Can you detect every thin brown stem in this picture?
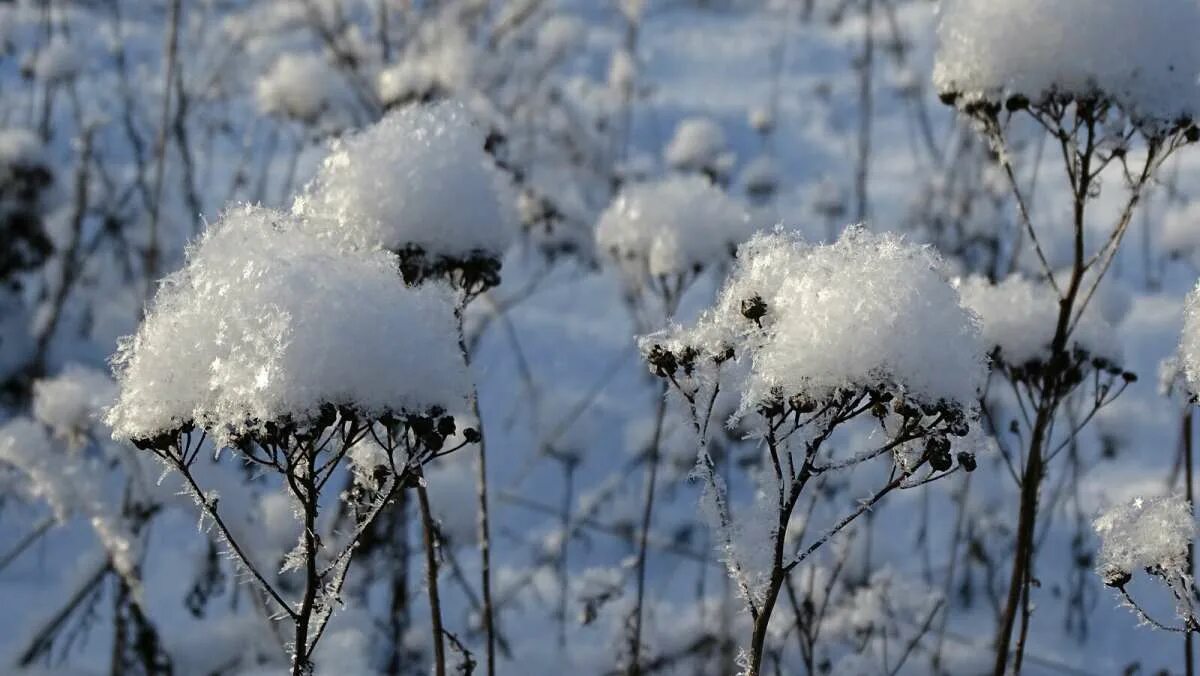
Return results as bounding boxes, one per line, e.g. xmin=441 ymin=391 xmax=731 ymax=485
xmin=418 ymin=480 xmax=447 ymax=676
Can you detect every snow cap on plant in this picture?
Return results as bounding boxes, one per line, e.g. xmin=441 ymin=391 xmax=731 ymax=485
xmin=596 ymin=175 xmax=750 ymax=283
xmin=957 ymin=274 xmax=1122 ymax=370
xmin=255 ymin=53 xmax=354 ymax=127
xmin=1094 ymin=495 xmax=1195 ymax=586
xmin=642 ymin=226 xmax=987 ymax=419
xmin=293 ymin=100 xmax=519 ymax=290
xmin=664 ymin=117 xmax=734 ymax=180
xmin=106 ymin=204 xmax=470 ymax=446
xmin=933 ymin=0 xmax=1200 ymax=131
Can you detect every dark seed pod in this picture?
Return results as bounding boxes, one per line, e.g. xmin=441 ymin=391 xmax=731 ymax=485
xmin=740 ymin=295 xmax=768 ymax=323
xmin=1102 ymin=567 xmax=1132 ymax=588
xmin=410 ymin=416 xmax=434 ymax=437
xmin=929 ymin=449 xmax=953 ymax=472
xmin=1005 ymin=93 xmax=1029 ymax=111
xmin=957 ymin=452 xmax=977 ymax=472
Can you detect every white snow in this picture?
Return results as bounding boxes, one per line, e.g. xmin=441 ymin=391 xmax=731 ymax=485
xmin=255 ymin=53 xmax=350 ymax=124
xmin=934 ymin=0 xmax=1200 ymax=128
xmin=375 ymin=33 xmax=475 ymax=106
xmin=648 ymin=227 xmax=987 ymax=415
xmin=1162 ymin=201 xmax=1200 ymax=260
xmin=663 ymin=117 xmax=734 ymax=176
xmin=958 ymin=274 xmax=1121 ymax=366
xmin=106 ymin=204 xmax=470 ymax=445
xmin=293 ymin=101 xmax=518 ymax=260
xmin=0 ymin=127 xmax=43 ymax=172
xmin=33 ymin=38 xmax=79 ymax=82
xmin=595 ymin=175 xmax=750 ymax=281
xmin=32 ymin=366 xmax=116 ymax=440
xmin=1094 ymin=495 xmax=1194 ymax=582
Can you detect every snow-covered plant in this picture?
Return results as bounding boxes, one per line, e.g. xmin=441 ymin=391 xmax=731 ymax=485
xmin=594 ymin=174 xmax=750 ymax=669
xmin=1 ymin=366 xmax=173 ymax=673
xmin=107 ymin=204 xmax=474 ymax=675
xmin=640 ymin=227 xmax=987 ymax=675
xmin=295 ymin=99 xmax=523 ymax=674
xmin=664 ymin=117 xmax=735 ymax=184
xmin=256 ymin=53 xmax=358 ymax=132
xmin=596 ymin=175 xmax=750 ymax=314
xmin=934 ymin=0 xmax=1200 ymax=135
xmin=958 ymin=274 xmax=1130 ymax=391
xmin=936 ymin=2 xmax=1200 ymax=669
xmin=1094 ymin=496 xmax=1198 ymax=632
xmin=294 ymin=101 xmax=518 ymax=300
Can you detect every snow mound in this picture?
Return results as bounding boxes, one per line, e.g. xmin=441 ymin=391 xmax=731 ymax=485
xmin=664 ymin=117 xmax=733 ymax=176
xmin=255 ymin=53 xmax=352 ymax=124
xmin=933 ymin=0 xmax=1200 ymax=128
xmin=294 ymin=101 xmax=517 ymax=260
xmin=958 ymin=275 xmax=1121 ymax=367
xmin=645 ymin=227 xmax=987 ymax=415
xmin=106 ymin=205 xmax=469 ymax=445
xmin=1094 ymin=495 xmax=1194 ymax=583
xmin=596 ymin=175 xmax=750 ymax=280
xmin=33 ymin=365 xmax=117 ymax=439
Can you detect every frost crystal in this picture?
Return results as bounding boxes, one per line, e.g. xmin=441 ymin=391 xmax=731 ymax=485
xmin=595 ymin=175 xmax=750 ymax=281
xmin=106 ymin=205 xmax=469 ymax=445
xmin=934 ymin=0 xmax=1200 ymax=129
xmin=1094 ymin=495 xmax=1194 ymax=584
xmin=293 ymin=101 xmax=518 ymax=260
xmin=646 ymin=227 xmax=987 ymax=416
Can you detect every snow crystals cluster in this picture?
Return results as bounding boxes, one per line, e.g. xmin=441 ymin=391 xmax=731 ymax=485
xmin=933 ymin=0 xmax=1200 ymax=128
xmin=106 ymin=204 xmax=469 ymax=446
xmin=1093 ymin=495 xmax=1194 ymax=585
xmin=957 ymin=274 xmax=1121 ymax=367
xmin=293 ymin=101 xmax=518 ymax=261
xmin=645 ymin=227 xmax=987 ymax=416
xmin=596 ymin=175 xmax=750 ymax=282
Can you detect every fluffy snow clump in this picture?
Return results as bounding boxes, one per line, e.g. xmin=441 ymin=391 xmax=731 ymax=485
xmin=957 ymin=274 xmax=1121 ymax=367
xmin=933 ymin=0 xmax=1200 ymax=127
xmin=645 ymin=227 xmax=987 ymax=416
xmin=106 ymin=205 xmax=469 ymax=445
xmin=293 ymin=100 xmax=518 ymax=260
xmin=1094 ymin=495 xmax=1194 ymax=584
xmin=596 ymin=175 xmax=750 ymax=281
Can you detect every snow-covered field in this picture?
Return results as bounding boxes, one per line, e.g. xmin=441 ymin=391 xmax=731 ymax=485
xmin=3 ymin=1 xmax=1200 ymax=674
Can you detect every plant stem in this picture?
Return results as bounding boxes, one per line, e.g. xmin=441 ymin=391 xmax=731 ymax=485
xmin=628 ymin=383 xmax=669 ymax=674
xmin=1185 ymin=409 xmax=1195 ymax=676
xmin=418 ymin=480 xmax=447 ymax=676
